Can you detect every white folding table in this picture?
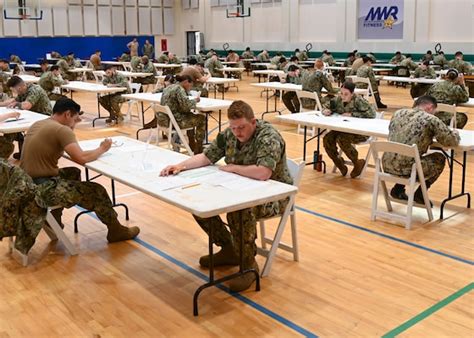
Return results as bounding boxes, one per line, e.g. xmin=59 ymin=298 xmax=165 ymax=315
xmin=73 ymin=136 xmax=297 ymax=315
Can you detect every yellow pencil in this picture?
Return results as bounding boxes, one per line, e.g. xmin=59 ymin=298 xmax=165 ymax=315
xmin=181 ymin=183 xmax=201 ymax=190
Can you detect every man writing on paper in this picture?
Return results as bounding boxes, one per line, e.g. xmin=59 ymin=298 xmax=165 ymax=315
xmin=160 ymin=100 xmax=293 ymax=292
xmin=20 ymin=98 xmax=140 ymax=242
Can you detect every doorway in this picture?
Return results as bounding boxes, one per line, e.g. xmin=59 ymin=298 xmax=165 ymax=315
xmin=186 ymin=31 xmax=202 ymax=56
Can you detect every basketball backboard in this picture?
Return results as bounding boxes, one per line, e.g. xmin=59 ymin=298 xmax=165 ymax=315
xmin=3 ymin=0 xmax=43 ymax=20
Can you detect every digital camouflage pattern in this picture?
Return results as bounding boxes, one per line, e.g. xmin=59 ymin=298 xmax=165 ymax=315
xmin=205 ymin=58 xmax=224 ymax=77
xmin=301 ymin=70 xmax=336 ymax=109
xmin=323 ymin=95 xmax=376 ymax=165
xmin=241 ymin=51 xmax=254 ymax=59
xmin=257 ymin=52 xmax=270 ymax=62
xmin=119 ymin=53 xmax=131 ymax=62
xmin=448 ymin=59 xmax=472 ymax=75
xmin=0 ymin=71 xmax=11 ymax=98
xmin=413 ymin=66 xmax=436 ymax=79
xmin=0 ymin=159 xmax=47 ymax=254
xmin=142 ymin=43 xmax=154 ymax=59
xmin=382 ymin=107 xmax=460 ymax=184
xmin=16 ymin=84 xmax=52 ymax=115
xmin=399 ymin=58 xmax=418 ymax=71
xmin=39 ymin=71 xmax=67 ymax=100
xmin=321 ymin=54 xmax=335 ymax=66
xmin=132 ymin=59 xmax=157 ymax=85
xmin=56 ymin=59 xmax=76 ymax=81
xmin=100 ymin=72 xmax=130 ymax=120
xmin=390 ymin=54 xmax=406 ymax=64
xmin=433 ymin=54 xmax=448 ymax=68
xmin=296 ymin=51 xmax=308 ymax=61
xmin=426 ymin=80 xmax=469 ymax=128
xmin=356 ymin=65 xmax=379 ymax=93
xmin=0 ymin=134 xmax=15 ymax=159
xmin=410 ymin=66 xmax=436 ymax=98
xmin=196 ymin=120 xmax=292 ymax=266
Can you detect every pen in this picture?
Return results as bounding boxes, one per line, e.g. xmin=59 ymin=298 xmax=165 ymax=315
xmin=181 ymin=183 xmax=200 ymax=190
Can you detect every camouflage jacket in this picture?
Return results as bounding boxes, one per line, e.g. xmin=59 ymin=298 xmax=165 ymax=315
xmin=389 ymin=55 xmax=405 ymax=64
xmin=382 ymin=108 xmax=460 ymax=176
xmin=10 ymin=55 xmax=22 ymax=64
xmin=119 ymin=53 xmax=131 ymax=62
xmin=159 ymin=84 xmax=196 ymax=121
xmin=142 ymin=44 xmax=154 ymax=57
xmin=399 ymin=58 xmax=418 ymax=71
xmin=130 ymin=56 xmax=142 ymax=70
xmin=39 ymin=71 xmax=66 ymax=94
xmin=323 ymin=94 xmax=376 ymax=118
xmin=56 ymin=59 xmax=71 ymax=76
xmin=321 ymin=55 xmax=335 ymax=66
xmin=413 ymin=67 xmax=436 ymax=79
xmin=157 ymin=54 xmax=169 ymax=63
xmin=102 ymin=73 xmax=131 ymax=94
xmin=366 ymin=54 xmax=377 ymax=63
xmin=271 ymin=56 xmax=282 ymax=66
xmin=241 ymin=51 xmax=254 ymax=59
xmin=257 ymin=52 xmax=270 ymax=62
xmin=433 ymin=54 xmax=447 ymax=67
xmin=16 ymin=84 xmax=52 ymax=115
xmin=426 ymin=80 xmax=469 ymax=105
xmin=168 ymin=56 xmax=181 ymax=65
xmin=0 ymin=70 xmax=11 ymax=97
xmin=205 ymin=58 xmax=223 ymax=77
xmin=286 ymin=72 xmax=304 ymax=85
xmin=296 ymin=51 xmax=308 ymax=61
xmin=204 ymin=120 xmax=293 ymax=185
xmin=356 ymin=65 xmax=379 ymax=92
xmin=0 ymin=159 xmax=48 ymax=254
xmin=301 ymin=69 xmax=336 ymax=101
xmin=448 ymin=59 xmax=472 ymax=75
xmin=421 ymin=53 xmax=433 ymax=62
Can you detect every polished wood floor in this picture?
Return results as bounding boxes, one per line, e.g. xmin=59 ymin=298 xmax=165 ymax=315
xmin=1 ymin=73 xmax=473 ymax=337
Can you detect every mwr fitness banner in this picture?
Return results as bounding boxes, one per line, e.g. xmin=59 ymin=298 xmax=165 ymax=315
xmin=358 ymin=0 xmax=404 ymax=39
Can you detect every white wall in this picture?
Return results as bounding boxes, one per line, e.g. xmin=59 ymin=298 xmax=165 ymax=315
xmin=174 ymin=0 xmax=474 ymax=56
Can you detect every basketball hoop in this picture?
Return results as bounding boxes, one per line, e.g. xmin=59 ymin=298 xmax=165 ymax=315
xmin=3 ymin=0 xmax=43 ymax=20
xmin=226 ymin=0 xmax=250 ymax=18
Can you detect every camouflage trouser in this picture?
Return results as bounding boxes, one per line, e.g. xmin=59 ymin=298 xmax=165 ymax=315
xmin=385 ymin=152 xmax=446 ymax=186
xmin=157 ymin=113 xmax=206 ymax=154
xmin=435 ymin=111 xmax=468 ymax=129
xmin=35 ymin=167 xmax=122 ymax=229
xmin=0 ymin=134 xmax=15 ymax=159
xmin=99 ymin=94 xmax=126 ymax=120
xmin=48 ymin=93 xmax=68 ymax=102
xmin=282 ymin=91 xmax=300 ymax=114
xmin=323 ymin=131 xmax=369 ymax=164
xmin=193 ymin=199 xmax=289 ymax=267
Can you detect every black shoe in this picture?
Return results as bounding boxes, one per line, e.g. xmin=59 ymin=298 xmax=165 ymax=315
xmin=12 ymin=152 xmax=21 ymax=160
xmin=377 ymin=102 xmax=387 ymax=109
xmin=390 ymin=185 xmax=408 ymax=201
xmin=414 ymin=189 xmax=433 ymax=207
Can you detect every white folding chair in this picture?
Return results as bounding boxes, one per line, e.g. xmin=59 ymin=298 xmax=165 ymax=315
xmin=370 ymin=141 xmax=433 ymax=230
xmin=92 ymin=70 xmax=105 ymax=83
xmin=331 ymin=111 xmax=385 ymax=176
xmin=257 ymin=159 xmax=304 ymax=277
xmin=296 ymin=90 xmax=322 ymax=137
xmin=349 ymin=76 xmax=375 ymax=104
xmin=125 ymin=83 xmax=142 ymax=123
xmin=8 ymin=206 xmax=78 ymax=266
xmin=437 ymin=103 xmax=457 ymax=129
xmin=153 ymin=103 xmax=194 ymax=155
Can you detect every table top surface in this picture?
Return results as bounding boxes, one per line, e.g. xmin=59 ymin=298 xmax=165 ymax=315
xmin=153 ymin=63 xmax=182 ymax=68
xmin=0 ymin=108 xmax=48 ymax=134
xmin=206 ymin=77 xmax=240 ymax=84
xmin=68 ymin=68 xmax=93 ymax=73
xmin=251 ymin=81 xmax=366 ymax=95
xmin=253 ymin=69 xmax=285 ymax=75
xmin=61 ymin=81 xmax=127 ymax=93
xmin=277 ymin=111 xmax=474 ymax=151
xmin=122 ymin=92 xmax=233 ymax=111
xmin=76 ymin=136 xmax=297 ymax=218
xmin=19 ymin=74 xmax=40 ymax=83
xmin=382 ymin=76 xmax=443 ymax=84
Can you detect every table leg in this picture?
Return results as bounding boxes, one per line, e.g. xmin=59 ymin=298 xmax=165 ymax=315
xmin=92 ymin=93 xmax=109 ymax=127
xmin=440 ymin=150 xmax=471 ymax=219
xmin=193 ymin=211 xmax=260 ymax=316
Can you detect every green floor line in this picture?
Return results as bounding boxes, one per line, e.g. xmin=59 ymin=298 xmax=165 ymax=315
xmin=382 ymin=282 xmax=474 ymax=337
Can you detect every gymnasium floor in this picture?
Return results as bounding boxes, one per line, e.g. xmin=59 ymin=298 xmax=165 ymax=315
xmin=1 ymin=73 xmax=472 ymax=337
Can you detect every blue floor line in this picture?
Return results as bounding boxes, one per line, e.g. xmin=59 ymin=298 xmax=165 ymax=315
xmin=134 ymin=238 xmax=318 ymax=338
xmin=74 ymin=206 xmax=318 ymax=337
xmin=295 ymin=206 xmax=474 ymax=266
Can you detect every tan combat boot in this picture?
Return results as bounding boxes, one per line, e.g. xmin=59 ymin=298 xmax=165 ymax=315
xmin=107 ymin=223 xmax=140 ymax=243
xmin=199 ymin=245 xmax=239 ymax=268
xmin=228 ymin=259 xmax=259 ymax=292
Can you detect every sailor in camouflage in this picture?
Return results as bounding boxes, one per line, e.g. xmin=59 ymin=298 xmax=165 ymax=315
xmin=421 ymin=50 xmax=433 ymax=62
xmin=158 ymin=75 xmax=205 ymax=154
xmin=0 ymin=59 xmax=12 ymax=100
xmin=204 ymin=54 xmax=224 ymax=77
xmin=131 ymin=55 xmax=157 ymax=86
xmin=56 ymin=54 xmax=77 ymax=81
xmin=241 ymin=47 xmax=254 ymax=59
xmin=410 ymin=61 xmax=437 ymax=98
xmin=382 ymin=96 xmax=460 ymax=204
xmin=426 ymin=69 xmax=469 ymax=128
xmin=38 ymin=65 xmax=68 ymax=101
xmin=301 ymin=59 xmax=337 ymax=109
xmin=257 ymin=50 xmax=270 ymax=62
xmin=389 ymin=51 xmax=406 ymax=64
xmin=448 ymin=51 xmax=472 ymax=75
xmin=356 ymin=56 xmax=387 ymax=109
xmin=0 ymin=76 xmax=52 ymax=115
xmin=142 ymin=40 xmax=154 ymax=59
xmin=321 ymin=50 xmax=336 ymax=66
xmin=399 ymin=55 xmax=418 ymax=71
xmin=100 ymin=65 xmax=130 ymax=124
xmin=282 ymin=65 xmax=304 ymax=113
xmin=160 ymin=100 xmax=292 ymax=292
xmin=322 ymin=81 xmax=376 ymax=178
xmin=433 ymin=52 xmax=448 ymax=68
xmin=118 ymin=51 xmax=131 ymax=62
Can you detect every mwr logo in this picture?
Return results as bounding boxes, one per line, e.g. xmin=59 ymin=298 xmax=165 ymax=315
xmin=363 ymin=6 xmax=398 ymax=29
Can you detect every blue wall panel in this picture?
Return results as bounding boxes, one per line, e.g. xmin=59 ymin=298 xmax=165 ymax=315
xmin=0 ymin=36 xmax=154 ymax=63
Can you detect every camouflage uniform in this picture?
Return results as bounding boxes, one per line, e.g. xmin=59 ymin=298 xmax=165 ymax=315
xmin=38 ymin=71 xmax=67 ymax=101
xmin=426 ymin=80 xmax=469 ymax=128
xmin=410 ymin=66 xmax=436 ymax=98
xmin=323 ymin=95 xmax=376 ymax=165
xmin=296 ymin=51 xmax=308 ymax=61
xmin=158 ymin=84 xmax=205 ymax=154
xmin=257 ymin=52 xmax=270 ymax=62
xmin=382 ymin=108 xmax=460 ymax=186
xmin=282 ymin=73 xmax=303 ymax=113
xmin=241 ymin=51 xmax=254 ymax=59
xmin=301 ymin=69 xmax=337 ymax=109
xmin=356 ymin=64 xmax=380 ymax=94
xmin=10 ymin=55 xmax=22 ymax=64
xmin=421 ymin=53 xmax=433 ymax=62
xmin=448 ymin=59 xmax=472 ymax=75
xmin=0 ymin=159 xmax=48 ymax=254
xmin=0 ymin=134 xmax=16 ymax=158
xmin=205 ymin=58 xmax=224 ymax=78
xmin=321 ymin=54 xmax=335 ymax=66
xmin=119 ymin=53 xmax=131 ymax=62
xmin=142 ymin=43 xmax=154 ymax=59
xmin=366 ymin=53 xmax=377 ymax=63
xmin=56 ymin=58 xmax=77 ymax=81
xmin=167 ymin=55 xmax=182 ymax=75
xmin=0 ymin=70 xmax=11 ymax=98
xmin=16 ymin=84 xmax=52 ymax=115
xmin=389 ymin=54 xmax=406 ymax=64
xmin=399 ymin=58 xmax=418 ymax=71
xmin=131 ymin=59 xmax=157 ymax=85
xmin=100 ymin=73 xmax=130 ymax=121
xmin=433 ymin=54 xmax=448 ymax=68
xmin=193 ymin=120 xmax=293 ymax=268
